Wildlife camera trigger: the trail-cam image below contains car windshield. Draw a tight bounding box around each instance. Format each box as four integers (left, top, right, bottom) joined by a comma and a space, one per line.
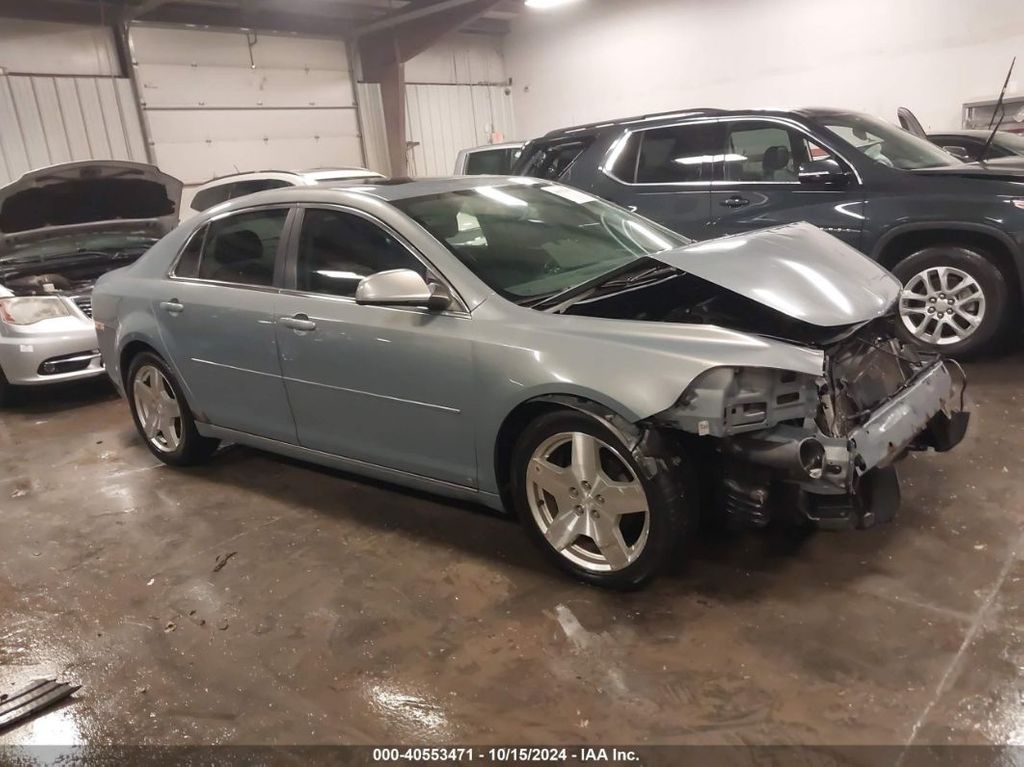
817, 112, 959, 170
996, 132, 1024, 154
393, 181, 689, 301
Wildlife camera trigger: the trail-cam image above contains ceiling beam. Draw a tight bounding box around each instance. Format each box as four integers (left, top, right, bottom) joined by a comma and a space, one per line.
121, 0, 169, 21
354, 0, 483, 37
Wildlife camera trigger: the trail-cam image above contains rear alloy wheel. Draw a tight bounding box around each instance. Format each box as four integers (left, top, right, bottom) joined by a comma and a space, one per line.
512, 411, 692, 588
127, 352, 219, 466
892, 245, 1008, 357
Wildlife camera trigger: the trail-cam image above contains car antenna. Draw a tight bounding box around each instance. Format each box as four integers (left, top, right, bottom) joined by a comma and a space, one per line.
979, 57, 1016, 162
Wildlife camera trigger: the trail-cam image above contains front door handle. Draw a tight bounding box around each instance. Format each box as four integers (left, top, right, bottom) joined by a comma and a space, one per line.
160, 300, 184, 315
279, 314, 317, 332
720, 196, 750, 208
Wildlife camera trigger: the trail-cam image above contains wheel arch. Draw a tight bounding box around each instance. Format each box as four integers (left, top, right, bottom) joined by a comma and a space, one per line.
491, 394, 650, 515
872, 222, 1023, 302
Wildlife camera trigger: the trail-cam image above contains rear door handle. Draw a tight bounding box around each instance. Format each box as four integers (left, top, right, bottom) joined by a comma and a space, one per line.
279, 314, 317, 332
720, 196, 750, 209
159, 300, 184, 314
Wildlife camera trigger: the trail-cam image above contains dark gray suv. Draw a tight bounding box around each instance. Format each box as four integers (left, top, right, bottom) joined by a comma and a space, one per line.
516, 108, 1024, 356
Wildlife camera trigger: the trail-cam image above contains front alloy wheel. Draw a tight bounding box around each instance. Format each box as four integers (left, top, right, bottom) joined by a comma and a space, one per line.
513, 410, 693, 588
527, 431, 650, 572
898, 266, 985, 346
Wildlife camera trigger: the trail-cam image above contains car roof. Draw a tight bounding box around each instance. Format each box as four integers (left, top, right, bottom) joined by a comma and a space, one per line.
317, 175, 534, 202
534, 107, 844, 140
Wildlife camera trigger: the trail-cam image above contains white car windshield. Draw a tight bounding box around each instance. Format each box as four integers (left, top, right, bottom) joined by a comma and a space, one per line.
394, 181, 689, 302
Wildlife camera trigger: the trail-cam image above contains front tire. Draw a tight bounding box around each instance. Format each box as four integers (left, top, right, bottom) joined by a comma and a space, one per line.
127, 352, 219, 466
891, 245, 1009, 357
511, 410, 693, 589
0, 366, 12, 407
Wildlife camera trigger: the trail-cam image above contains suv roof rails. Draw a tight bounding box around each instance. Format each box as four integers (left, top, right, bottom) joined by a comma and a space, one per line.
540, 108, 728, 139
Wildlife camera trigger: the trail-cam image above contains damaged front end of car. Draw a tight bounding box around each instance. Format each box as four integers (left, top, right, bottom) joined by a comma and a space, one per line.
651, 319, 968, 530
557, 222, 970, 531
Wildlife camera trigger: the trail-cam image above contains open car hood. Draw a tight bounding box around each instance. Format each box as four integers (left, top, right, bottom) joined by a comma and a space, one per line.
0, 161, 183, 255
647, 222, 900, 327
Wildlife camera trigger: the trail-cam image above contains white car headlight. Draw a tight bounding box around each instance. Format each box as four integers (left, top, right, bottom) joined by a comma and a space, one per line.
0, 296, 72, 325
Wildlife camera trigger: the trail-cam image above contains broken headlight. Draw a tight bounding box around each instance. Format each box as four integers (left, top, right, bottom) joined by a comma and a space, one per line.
0, 296, 72, 326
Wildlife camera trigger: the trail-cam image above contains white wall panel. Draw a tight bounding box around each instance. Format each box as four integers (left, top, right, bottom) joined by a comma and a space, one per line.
130, 24, 365, 202
0, 75, 146, 187
0, 19, 118, 76
506, 0, 1024, 138
405, 32, 508, 84
406, 84, 515, 176
359, 32, 516, 178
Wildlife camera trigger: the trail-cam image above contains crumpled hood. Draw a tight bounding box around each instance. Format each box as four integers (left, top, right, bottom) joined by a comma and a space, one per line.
0, 161, 182, 256
648, 222, 901, 327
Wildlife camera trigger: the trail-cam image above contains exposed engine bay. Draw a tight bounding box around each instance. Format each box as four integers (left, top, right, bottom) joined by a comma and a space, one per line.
0, 247, 153, 299
560, 268, 970, 532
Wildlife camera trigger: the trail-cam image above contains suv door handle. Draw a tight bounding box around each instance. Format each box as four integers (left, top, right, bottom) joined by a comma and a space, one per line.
279, 314, 317, 332
159, 300, 184, 315
720, 196, 750, 208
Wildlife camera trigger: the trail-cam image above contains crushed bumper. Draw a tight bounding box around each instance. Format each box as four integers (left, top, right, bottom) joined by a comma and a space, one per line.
848, 359, 965, 475
721, 358, 967, 531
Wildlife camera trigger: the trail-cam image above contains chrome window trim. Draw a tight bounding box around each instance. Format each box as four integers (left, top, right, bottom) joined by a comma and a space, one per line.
166, 203, 294, 290
292, 202, 471, 315
599, 115, 863, 187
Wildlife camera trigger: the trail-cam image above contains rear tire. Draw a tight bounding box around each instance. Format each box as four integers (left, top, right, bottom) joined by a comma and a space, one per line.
511, 410, 693, 589
891, 245, 1009, 357
126, 352, 219, 466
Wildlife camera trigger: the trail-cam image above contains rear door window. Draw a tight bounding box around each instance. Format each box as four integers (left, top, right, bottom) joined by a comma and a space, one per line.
196, 208, 288, 287
620, 123, 721, 184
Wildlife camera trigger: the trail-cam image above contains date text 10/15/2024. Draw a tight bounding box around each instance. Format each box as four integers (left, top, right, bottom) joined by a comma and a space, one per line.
373, 747, 641, 763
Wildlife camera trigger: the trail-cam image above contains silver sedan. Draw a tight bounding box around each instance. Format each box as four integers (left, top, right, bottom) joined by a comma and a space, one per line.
93, 177, 968, 588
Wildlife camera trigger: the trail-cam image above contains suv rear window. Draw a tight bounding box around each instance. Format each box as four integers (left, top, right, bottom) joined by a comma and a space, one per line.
518, 139, 592, 181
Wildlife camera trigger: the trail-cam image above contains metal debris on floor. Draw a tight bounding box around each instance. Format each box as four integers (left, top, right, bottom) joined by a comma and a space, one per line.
213, 551, 237, 572
0, 679, 80, 732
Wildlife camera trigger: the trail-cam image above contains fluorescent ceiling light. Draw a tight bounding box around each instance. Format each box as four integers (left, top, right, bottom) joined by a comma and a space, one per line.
525, 0, 582, 9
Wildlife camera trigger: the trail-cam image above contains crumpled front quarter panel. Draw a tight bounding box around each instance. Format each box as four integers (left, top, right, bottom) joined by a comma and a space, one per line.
471, 303, 826, 495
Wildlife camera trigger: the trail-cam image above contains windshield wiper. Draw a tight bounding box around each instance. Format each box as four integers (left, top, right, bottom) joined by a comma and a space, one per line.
980, 57, 1016, 162
528, 257, 660, 311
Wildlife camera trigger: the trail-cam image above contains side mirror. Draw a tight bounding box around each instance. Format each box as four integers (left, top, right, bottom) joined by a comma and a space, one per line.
355, 269, 452, 311
798, 158, 849, 188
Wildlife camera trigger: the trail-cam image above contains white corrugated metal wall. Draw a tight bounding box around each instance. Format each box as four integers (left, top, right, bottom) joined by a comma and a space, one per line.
358, 32, 516, 177
0, 75, 148, 186
0, 20, 147, 187
128, 24, 365, 209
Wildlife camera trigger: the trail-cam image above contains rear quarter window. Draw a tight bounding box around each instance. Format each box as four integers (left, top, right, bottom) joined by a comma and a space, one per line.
518, 138, 593, 181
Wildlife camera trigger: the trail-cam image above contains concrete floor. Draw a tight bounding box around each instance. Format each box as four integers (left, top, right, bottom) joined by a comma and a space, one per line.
0, 352, 1021, 748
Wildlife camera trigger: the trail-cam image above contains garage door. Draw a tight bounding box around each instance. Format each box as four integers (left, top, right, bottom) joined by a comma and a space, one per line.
129, 25, 365, 206
0, 74, 147, 187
